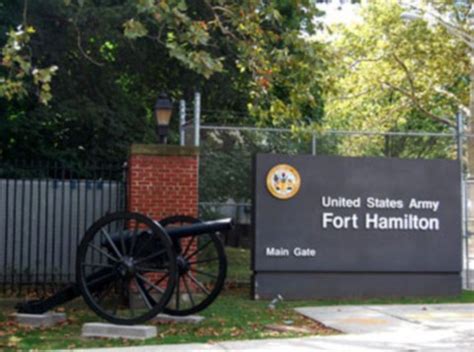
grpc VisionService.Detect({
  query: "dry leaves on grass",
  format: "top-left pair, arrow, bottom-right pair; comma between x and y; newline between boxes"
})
295,316 -> 340,335
7,335 -> 22,348
229,327 -> 245,337
0,319 -> 32,336
195,327 -> 220,337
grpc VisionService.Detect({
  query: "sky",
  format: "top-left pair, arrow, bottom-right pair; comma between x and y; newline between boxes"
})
315,0 -> 364,26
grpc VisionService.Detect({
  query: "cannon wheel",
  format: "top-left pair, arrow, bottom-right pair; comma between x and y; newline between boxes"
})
76,212 -> 177,325
159,215 -> 227,316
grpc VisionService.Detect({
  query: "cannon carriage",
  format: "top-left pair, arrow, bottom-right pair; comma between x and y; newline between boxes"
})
16,212 -> 232,325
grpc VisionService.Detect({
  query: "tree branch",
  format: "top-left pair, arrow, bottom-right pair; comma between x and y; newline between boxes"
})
348,55 -> 385,70
22,0 -> 28,26
382,80 -> 455,126
392,53 -> 417,95
400,1 -> 474,49
203,0 -> 237,40
327,88 -> 378,102
434,86 -> 471,118
72,12 -> 105,67
391,53 -> 469,121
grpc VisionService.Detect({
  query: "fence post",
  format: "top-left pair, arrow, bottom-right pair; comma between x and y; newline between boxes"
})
194,92 -> 201,147
311,133 -> 317,156
179,99 -> 186,146
122,161 -> 128,211
457,111 -> 470,288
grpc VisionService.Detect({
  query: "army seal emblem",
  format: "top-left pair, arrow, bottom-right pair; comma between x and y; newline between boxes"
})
266,164 -> 301,200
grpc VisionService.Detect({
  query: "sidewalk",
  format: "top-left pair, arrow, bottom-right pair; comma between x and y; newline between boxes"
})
75,303 -> 474,352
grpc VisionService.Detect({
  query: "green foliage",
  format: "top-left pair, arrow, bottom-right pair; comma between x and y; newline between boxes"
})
0,0 -> 154,163
322,0 -> 469,157
123,18 -> 148,39
199,129 -> 311,203
0,25 -> 58,104
225,247 -> 252,283
124,0 -> 326,125
0,0 -> 327,164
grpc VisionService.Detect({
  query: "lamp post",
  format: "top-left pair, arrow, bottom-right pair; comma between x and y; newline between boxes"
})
154,93 -> 173,144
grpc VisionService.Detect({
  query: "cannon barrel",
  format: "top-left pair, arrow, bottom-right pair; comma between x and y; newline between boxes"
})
164,218 -> 233,238
105,218 -> 233,249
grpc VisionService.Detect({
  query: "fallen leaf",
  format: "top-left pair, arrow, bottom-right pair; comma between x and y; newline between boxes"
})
8,336 -> 22,347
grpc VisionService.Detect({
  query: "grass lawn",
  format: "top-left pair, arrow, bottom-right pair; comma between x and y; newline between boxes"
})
225,247 -> 252,283
1,247 -> 473,350
0,289 -> 473,350
0,288 -> 336,350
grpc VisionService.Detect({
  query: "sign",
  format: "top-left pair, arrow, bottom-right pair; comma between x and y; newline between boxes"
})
252,154 -> 462,299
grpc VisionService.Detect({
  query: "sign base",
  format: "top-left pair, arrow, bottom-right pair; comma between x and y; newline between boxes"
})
252,272 -> 462,300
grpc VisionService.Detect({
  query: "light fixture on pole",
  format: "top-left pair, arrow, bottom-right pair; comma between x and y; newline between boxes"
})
154,93 -> 173,144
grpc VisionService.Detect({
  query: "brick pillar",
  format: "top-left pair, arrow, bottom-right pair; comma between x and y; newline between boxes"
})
128,144 -> 199,220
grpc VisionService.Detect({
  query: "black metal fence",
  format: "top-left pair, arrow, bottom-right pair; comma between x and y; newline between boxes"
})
0,161 -> 127,294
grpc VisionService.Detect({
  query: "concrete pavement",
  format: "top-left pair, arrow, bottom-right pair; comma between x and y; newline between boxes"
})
296,303 -> 474,334
75,303 -> 474,351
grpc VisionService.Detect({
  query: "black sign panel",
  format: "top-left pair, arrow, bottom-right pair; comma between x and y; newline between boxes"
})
252,154 -> 462,298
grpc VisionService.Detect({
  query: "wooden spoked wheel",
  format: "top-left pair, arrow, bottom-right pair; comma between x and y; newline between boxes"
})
159,215 -> 227,316
76,212 -> 177,325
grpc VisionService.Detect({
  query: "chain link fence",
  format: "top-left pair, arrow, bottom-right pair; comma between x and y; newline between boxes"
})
182,115 -> 473,290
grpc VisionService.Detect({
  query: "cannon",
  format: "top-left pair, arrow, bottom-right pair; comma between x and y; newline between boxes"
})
16,212 -> 232,325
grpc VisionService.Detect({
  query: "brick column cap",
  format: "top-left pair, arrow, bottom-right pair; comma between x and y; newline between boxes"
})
130,144 -> 199,157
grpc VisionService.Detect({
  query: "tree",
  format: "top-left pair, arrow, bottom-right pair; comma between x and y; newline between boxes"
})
399,0 -> 474,171
0,0 -> 58,105
1,0 -> 159,163
400,0 -> 473,119
322,0 -> 468,158
123,0 -> 327,125
0,0 -> 327,163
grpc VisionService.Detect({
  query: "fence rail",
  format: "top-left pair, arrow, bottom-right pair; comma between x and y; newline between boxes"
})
181,116 -> 473,289
0,162 -> 127,294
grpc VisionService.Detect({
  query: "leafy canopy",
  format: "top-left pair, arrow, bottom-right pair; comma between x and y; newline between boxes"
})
0,0 -> 327,163
325,0 -> 468,130
321,0 -> 469,157
123,0 -> 326,125
0,24 -> 58,104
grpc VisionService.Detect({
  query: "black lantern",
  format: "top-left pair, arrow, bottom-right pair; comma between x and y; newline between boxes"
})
154,93 -> 173,144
